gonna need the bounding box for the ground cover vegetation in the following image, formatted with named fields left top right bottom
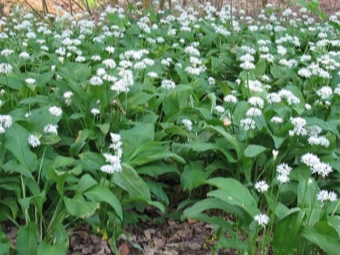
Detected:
left=0, top=0, right=340, bottom=254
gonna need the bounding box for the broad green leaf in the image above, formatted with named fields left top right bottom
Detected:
left=64, top=194, right=99, bottom=219
left=40, top=133, right=61, bottom=145
left=37, top=242, right=67, bottom=255
left=5, top=123, right=37, bottom=171
left=183, top=198, right=251, bottom=224
left=0, top=230, right=10, bottom=255
left=18, top=191, right=46, bottom=218
left=136, top=162, right=180, bottom=177
left=54, top=223, right=69, bottom=248
left=244, top=144, right=267, bottom=158
left=297, top=178, right=319, bottom=209
left=301, top=222, right=340, bottom=255
left=84, top=185, right=123, bottom=220
left=2, top=160, right=34, bottom=179
left=111, top=163, right=151, bottom=201
left=181, top=163, right=211, bottom=191
left=328, top=216, right=340, bottom=237
left=217, top=237, right=248, bottom=251
left=120, top=123, right=154, bottom=161
left=273, top=210, right=305, bottom=255
left=203, top=125, right=243, bottom=161
left=76, top=174, right=98, bottom=193
left=205, top=178, right=260, bottom=218
left=16, top=223, right=38, bottom=255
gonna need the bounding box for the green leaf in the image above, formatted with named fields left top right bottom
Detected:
left=64, top=194, right=99, bottom=219
left=203, top=125, right=243, bottom=161
left=5, top=123, right=37, bottom=171
left=217, top=237, right=248, bottom=251
left=0, top=230, right=10, bottom=255
left=111, top=163, right=151, bottom=201
left=76, top=174, right=98, bottom=193
left=16, top=223, right=38, bottom=255
left=37, top=242, right=67, bottom=255
left=301, top=222, right=340, bottom=255
left=273, top=210, right=305, bottom=255
left=205, top=178, right=260, bottom=218
left=328, top=216, right=340, bottom=237
left=84, top=185, right=123, bottom=220
left=136, top=162, right=180, bottom=177
left=183, top=198, right=249, bottom=226
left=244, top=144, right=267, bottom=158
left=120, top=123, right=154, bottom=161
left=181, top=163, right=211, bottom=191
left=2, top=160, right=34, bottom=179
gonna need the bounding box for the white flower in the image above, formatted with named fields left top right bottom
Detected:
left=316, top=86, right=332, bottom=100
left=49, top=106, right=62, bottom=117
left=266, top=93, right=281, bottom=104
left=63, top=91, right=73, bottom=106
left=248, top=96, right=264, bottom=108
left=276, top=163, right=292, bottom=176
left=277, top=174, right=290, bottom=183
left=75, top=55, right=86, bottom=63
left=102, top=59, right=116, bottom=69
left=161, top=79, right=176, bottom=90
left=182, top=119, right=193, bottom=131
left=305, top=103, right=311, bottom=110
left=254, top=213, right=269, bottom=227
left=240, top=61, right=255, bottom=70
left=109, top=133, right=122, bottom=151
left=272, top=150, right=279, bottom=160
left=208, top=77, right=215, bottom=86
left=28, top=134, right=40, bottom=148
left=147, top=72, right=158, bottom=78
left=255, top=180, right=269, bottom=193
left=308, top=136, right=330, bottom=148
left=214, top=106, right=225, bottom=113
left=301, top=153, right=320, bottom=168
left=298, top=68, right=312, bottom=78
left=246, top=107, right=262, bottom=117
left=43, top=124, right=58, bottom=134
left=25, top=78, right=36, bottom=85
left=317, top=190, right=338, bottom=203
left=105, top=46, right=115, bottom=54
left=91, top=108, right=100, bottom=116
left=224, top=95, right=238, bottom=104
left=0, top=63, right=13, bottom=74
left=311, top=162, right=333, bottom=177
left=240, top=118, right=256, bottom=131
left=90, top=76, right=103, bottom=86
left=0, top=115, right=12, bottom=133
left=184, top=45, right=200, bottom=56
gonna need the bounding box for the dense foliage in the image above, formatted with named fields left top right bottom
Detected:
left=0, top=1, right=340, bottom=254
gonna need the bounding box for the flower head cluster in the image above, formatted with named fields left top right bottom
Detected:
left=181, top=119, right=193, bottom=131
left=317, top=190, right=338, bottom=203
left=289, top=117, right=307, bottom=136
left=101, top=133, right=123, bottom=174
left=254, top=180, right=269, bottom=193
left=49, top=106, right=62, bottom=117
left=28, top=134, right=41, bottom=148
left=300, top=153, right=333, bottom=177
left=276, top=163, right=292, bottom=184
left=254, top=213, right=269, bottom=227
left=0, top=115, right=12, bottom=134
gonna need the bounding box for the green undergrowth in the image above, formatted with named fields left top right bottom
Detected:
left=0, top=0, right=339, bottom=254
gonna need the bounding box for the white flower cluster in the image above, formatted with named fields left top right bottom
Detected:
left=101, top=133, right=123, bottom=174
left=181, top=119, right=193, bottom=131
left=276, top=163, right=292, bottom=184
left=289, top=117, right=307, bottom=136
left=254, top=180, right=269, bottom=193
left=317, top=190, right=338, bottom=203
left=28, top=134, right=40, bottom=148
left=0, top=115, right=12, bottom=134
left=301, top=153, right=333, bottom=178
left=254, top=213, right=269, bottom=227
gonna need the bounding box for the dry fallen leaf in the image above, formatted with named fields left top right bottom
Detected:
left=118, top=242, right=130, bottom=255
